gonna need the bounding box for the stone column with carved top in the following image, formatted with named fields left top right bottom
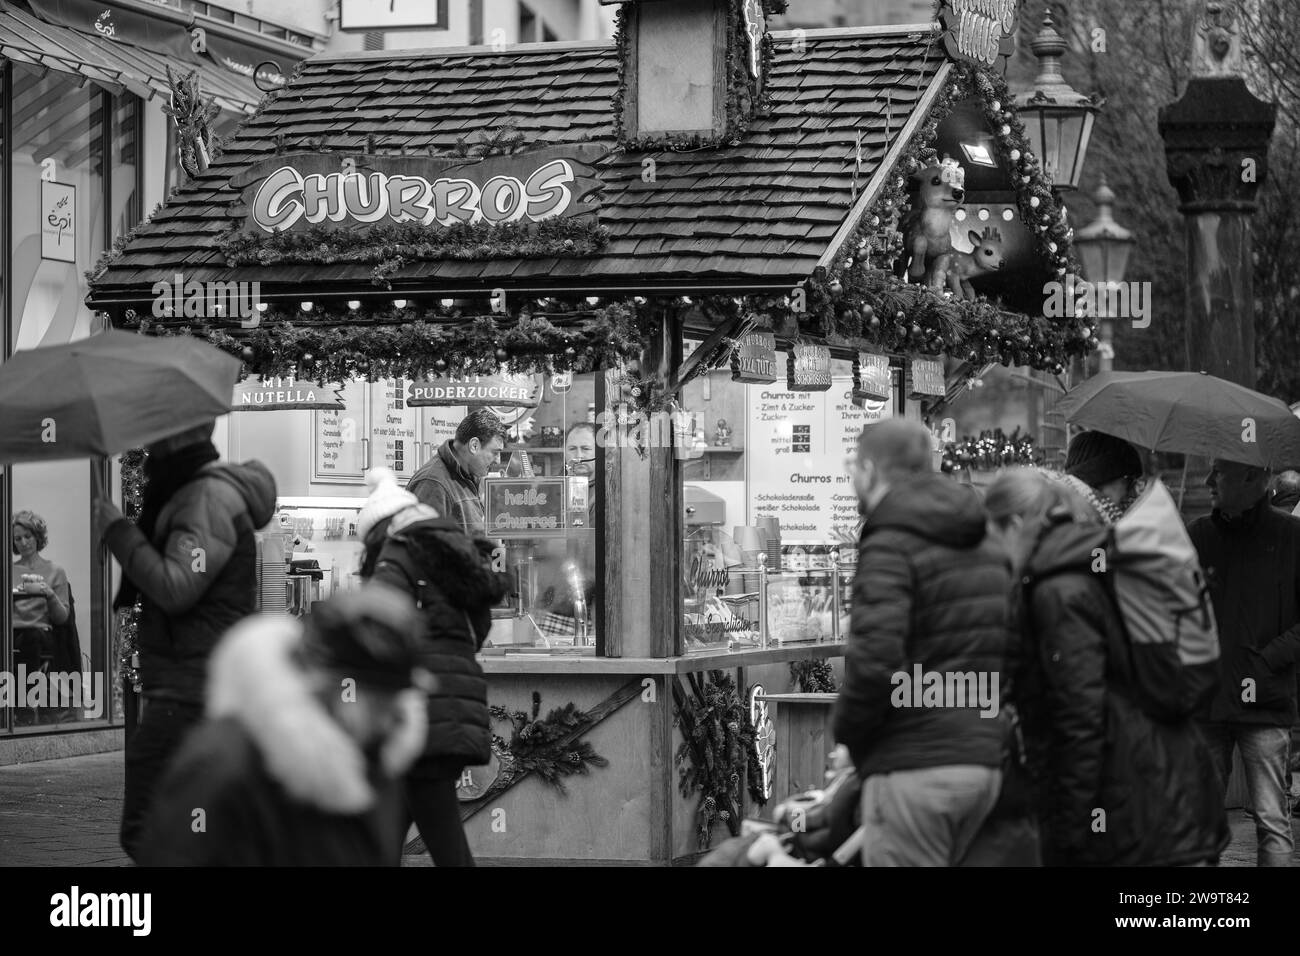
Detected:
left=1157, top=0, right=1275, bottom=387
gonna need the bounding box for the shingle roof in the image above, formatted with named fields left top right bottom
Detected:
left=88, top=25, right=949, bottom=303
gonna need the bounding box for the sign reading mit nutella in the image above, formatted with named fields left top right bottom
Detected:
left=232, top=144, right=605, bottom=235
left=407, top=372, right=543, bottom=407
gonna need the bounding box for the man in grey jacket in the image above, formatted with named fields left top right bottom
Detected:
left=406, top=408, right=508, bottom=536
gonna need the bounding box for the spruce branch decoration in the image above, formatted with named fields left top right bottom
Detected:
left=488, top=693, right=609, bottom=795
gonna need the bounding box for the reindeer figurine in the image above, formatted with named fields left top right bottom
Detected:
left=898, top=156, right=966, bottom=286
left=932, top=227, right=1006, bottom=301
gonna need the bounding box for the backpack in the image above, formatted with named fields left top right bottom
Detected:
left=1100, top=478, right=1221, bottom=720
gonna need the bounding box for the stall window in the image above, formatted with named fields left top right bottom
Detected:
left=677, top=338, right=899, bottom=654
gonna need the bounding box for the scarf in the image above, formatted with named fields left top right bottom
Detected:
left=1056, top=472, right=1146, bottom=526
left=114, top=441, right=221, bottom=610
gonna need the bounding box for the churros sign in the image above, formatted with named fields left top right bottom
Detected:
left=233, top=144, right=605, bottom=234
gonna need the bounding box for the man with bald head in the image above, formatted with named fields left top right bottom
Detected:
left=832, top=418, right=1013, bottom=866
left=1189, top=458, right=1300, bottom=866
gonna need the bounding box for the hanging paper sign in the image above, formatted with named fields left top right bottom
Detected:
left=407, top=370, right=543, bottom=407
left=233, top=377, right=344, bottom=411
left=908, top=357, right=947, bottom=399
left=41, top=181, right=76, bottom=262
left=939, top=0, right=1021, bottom=68
left=232, top=143, right=606, bottom=235
left=787, top=343, right=832, bottom=392
left=854, top=352, right=892, bottom=402
left=731, top=328, right=779, bottom=384
left=455, top=752, right=501, bottom=802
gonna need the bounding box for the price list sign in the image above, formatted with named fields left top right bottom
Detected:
left=313, top=380, right=368, bottom=482
left=746, top=375, right=894, bottom=540
left=370, top=378, right=420, bottom=477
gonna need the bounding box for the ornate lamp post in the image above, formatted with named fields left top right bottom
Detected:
left=1074, top=177, right=1135, bottom=374
left=1013, top=11, right=1100, bottom=192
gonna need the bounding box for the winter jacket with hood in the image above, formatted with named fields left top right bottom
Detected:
left=371, top=514, right=509, bottom=776
left=105, top=461, right=277, bottom=703
left=1015, top=513, right=1229, bottom=866
left=406, top=440, right=486, bottom=536
left=137, top=615, right=426, bottom=866
left=1188, top=495, right=1300, bottom=726
left=832, top=474, right=1012, bottom=777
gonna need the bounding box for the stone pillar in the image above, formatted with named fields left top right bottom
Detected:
left=1157, top=0, right=1275, bottom=388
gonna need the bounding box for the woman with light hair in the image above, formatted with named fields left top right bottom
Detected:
left=983, top=468, right=1227, bottom=866
left=11, top=510, right=70, bottom=724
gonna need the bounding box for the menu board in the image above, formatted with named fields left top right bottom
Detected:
left=370, top=378, right=420, bottom=479
left=312, top=380, right=369, bottom=483
left=746, top=375, right=894, bottom=540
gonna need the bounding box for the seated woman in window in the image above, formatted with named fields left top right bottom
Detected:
left=11, top=510, right=71, bottom=724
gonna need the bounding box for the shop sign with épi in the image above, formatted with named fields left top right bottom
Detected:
left=854, top=352, right=892, bottom=402
left=484, top=477, right=572, bottom=538
left=731, top=328, right=779, bottom=384
left=908, top=357, right=947, bottom=398
left=407, top=371, right=543, bottom=407
left=41, top=181, right=75, bottom=263
left=233, top=377, right=345, bottom=411
left=787, top=343, right=832, bottom=392
left=231, top=144, right=605, bottom=235
left=939, top=0, right=1020, bottom=68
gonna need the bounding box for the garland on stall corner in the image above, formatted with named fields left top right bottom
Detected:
left=940, top=428, right=1039, bottom=473
left=675, top=671, right=767, bottom=850
left=488, top=694, right=609, bottom=795
left=217, top=218, right=610, bottom=289
left=612, top=0, right=784, bottom=151
left=125, top=300, right=656, bottom=382
left=115, top=448, right=147, bottom=704
left=790, top=658, right=837, bottom=694
left=803, top=62, right=1096, bottom=374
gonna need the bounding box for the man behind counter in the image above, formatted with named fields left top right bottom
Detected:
left=406, top=408, right=509, bottom=536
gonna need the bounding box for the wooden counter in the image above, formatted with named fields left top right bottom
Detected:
left=477, top=642, right=845, bottom=675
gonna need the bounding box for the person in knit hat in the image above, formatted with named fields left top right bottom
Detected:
left=354, top=465, right=509, bottom=866
left=1061, top=430, right=1145, bottom=525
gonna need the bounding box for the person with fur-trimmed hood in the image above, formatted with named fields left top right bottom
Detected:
left=136, top=587, right=429, bottom=867
left=355, top=467, right=511, bottom=867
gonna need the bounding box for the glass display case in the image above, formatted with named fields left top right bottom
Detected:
left=480, top=475, right=599, bottom=656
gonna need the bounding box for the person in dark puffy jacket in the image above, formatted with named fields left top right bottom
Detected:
left=831, top=418, right=1013, bottom=866
left=985, top=468, right=1228, bottom=867
left=355, top=468, right=509, bottom=866
left=93, top=420, right=277, bottom=863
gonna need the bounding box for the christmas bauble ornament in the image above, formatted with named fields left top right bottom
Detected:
left=303, top=353, right=314, bottom=364
left=1000, top=124, right=1011, bottom=136
left=1029, top=196, right=1041, bottom=209
left=869, top=315, right=881, bottom=328
left=1009, top=149, right=1021, bottom=161
left=241, top=346, right=254, bottom=362
left=991, top=100, right=1001, bottom=112
left=495, top=348, right=509, bottom=362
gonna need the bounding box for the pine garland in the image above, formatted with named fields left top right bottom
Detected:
left=123, top=300, right=656, bottom=382
left=675, top=672, right=767, bottom=850
left=489, top=693, right=608, bottom=795
left=218, top=218, right=609, bottom=289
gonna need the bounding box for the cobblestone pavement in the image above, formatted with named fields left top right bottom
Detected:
left=0, top=750, right=1295, bottom=867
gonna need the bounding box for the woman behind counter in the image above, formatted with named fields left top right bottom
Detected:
left=11, top=511, right=71, bottom=724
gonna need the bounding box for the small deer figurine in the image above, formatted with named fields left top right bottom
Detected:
left=932, top=227, right=1006, bottom=301
left=898, top=156, right=966, bottom=285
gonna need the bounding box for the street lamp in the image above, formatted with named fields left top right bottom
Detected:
left=1074, top=176, right=1135, bottom=374
left=1014, top=10, right=1100, bottom=191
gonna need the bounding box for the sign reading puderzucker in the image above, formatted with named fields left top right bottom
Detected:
left=406, top=371, right=543, bottom=407
left=230, top=144, right=605, bottom=234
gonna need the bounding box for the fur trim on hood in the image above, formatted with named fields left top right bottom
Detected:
left=204, top=614, right=427, bottom=815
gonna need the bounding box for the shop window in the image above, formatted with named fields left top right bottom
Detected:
left=677, top=339, right=898, bottom=654
left=228, top=369, right=605, bottom=654
left=4, top=67, right=144, bottom=732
